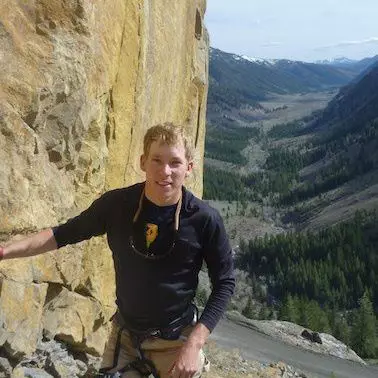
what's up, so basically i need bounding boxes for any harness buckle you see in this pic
[150,329,161,338]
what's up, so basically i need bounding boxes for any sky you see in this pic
[205,0,378,62]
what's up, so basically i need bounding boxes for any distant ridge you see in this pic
[316,55,378,71]
[316,57,357,66]
[208,47,370,112]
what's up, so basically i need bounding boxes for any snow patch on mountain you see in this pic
[316,57,357,66]
[231,53,276,66]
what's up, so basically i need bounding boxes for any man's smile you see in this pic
[157,181,172,187]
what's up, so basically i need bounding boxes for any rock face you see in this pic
[226,312,365,365]
[0,0,208,369]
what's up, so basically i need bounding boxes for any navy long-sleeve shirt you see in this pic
[53,182,235,332]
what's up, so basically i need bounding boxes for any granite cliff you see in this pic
[0,0,208,374]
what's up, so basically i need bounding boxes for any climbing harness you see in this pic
[98,305,198,377]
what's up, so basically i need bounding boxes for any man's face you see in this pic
[140,139,193,205]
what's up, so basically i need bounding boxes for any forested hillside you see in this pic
[312,61,378,135]
[237,210,378,358]
[280,63,378,208]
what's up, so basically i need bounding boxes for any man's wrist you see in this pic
[186,322,210,350]
[186,337,204,351]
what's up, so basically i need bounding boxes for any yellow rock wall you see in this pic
[0,0,208,358]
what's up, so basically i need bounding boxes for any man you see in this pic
[0,123,235,377]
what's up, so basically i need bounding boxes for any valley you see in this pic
[205,89,337,245]
[202,48,378,364]
[244,91,337,131]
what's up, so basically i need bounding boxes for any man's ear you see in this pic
[185,161,194,177]
[140,155,146,172]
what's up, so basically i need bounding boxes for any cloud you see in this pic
[315,37,378,51]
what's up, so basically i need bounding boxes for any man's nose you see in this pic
[162,163,172,175]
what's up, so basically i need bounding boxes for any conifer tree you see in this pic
[242,295,255,319]
[258,305,270,320]
[350,291,377,357]
[333,315,350,346]
[279,294,299,324]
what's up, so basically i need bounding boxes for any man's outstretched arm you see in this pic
[0,229,57,261]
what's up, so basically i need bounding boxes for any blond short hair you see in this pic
[143,123,194,161]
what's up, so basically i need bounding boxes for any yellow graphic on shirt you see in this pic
[145,223,158,249]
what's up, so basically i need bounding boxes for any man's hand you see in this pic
[169,340,200,378]
[0,246,4,261]
[169,322,210,378]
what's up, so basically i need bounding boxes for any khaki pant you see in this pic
[100,317,209,378]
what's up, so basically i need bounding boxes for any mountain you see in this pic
[206,48,378,230]
[352,55,378,72]
[208,48,304,111]
[273,59,356,88]
[208,48,368,115]
[317,55,378,73]
[285,63,378,229]
[316,57,357,66]
[312,62,378,136]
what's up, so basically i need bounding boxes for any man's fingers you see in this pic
[170,365,197,378]
[168,363,177,377]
